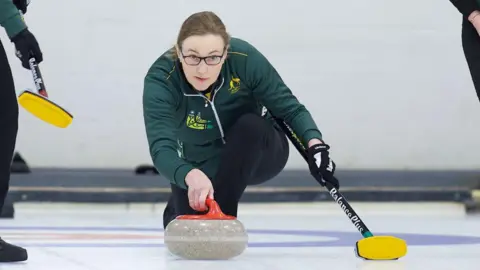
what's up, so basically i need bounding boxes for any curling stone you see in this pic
[164,198,248,260]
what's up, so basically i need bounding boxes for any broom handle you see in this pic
[28,56,47,98]
[271,114,374,238]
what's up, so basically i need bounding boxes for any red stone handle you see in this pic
[176,198,236,220]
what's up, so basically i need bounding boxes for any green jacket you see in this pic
[143,37,322,189]
[0,0,27,39]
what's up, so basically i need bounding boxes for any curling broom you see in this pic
[18,57,73,128]
[272,114,407,260]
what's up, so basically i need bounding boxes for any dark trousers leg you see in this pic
[163,113,289,228]
[211,113,289,217]
[0,40,19,213]
[462,18,480,103]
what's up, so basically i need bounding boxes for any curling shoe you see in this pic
[0,238,27,262]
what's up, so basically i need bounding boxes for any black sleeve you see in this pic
[450,0,479,17]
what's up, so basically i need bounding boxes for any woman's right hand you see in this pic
[185,169,214,211]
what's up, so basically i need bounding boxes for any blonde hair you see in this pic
[169,11,231,58]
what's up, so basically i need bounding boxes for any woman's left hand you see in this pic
[306,140,339,189]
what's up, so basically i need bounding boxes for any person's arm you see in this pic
[143,65,195,189]
[243,42,324,147]
[449,0,480,18]
[0,0,27,39]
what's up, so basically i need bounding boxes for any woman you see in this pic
[449,0,480,102]
[0,0,43,262]
[142,11,337,228]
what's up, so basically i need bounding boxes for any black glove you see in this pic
[10,28,43,69]
[307,143,339,189]
[13,0,30,14]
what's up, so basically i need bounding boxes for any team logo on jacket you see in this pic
[229,77,240,94]
[186,111,213,130]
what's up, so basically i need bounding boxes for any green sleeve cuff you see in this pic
[3,14,27,39]
[173,163,195,189]
[302,130,323,145]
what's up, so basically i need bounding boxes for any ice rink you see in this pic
[0,201,478,270]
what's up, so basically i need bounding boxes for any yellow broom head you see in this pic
[355,235,407,260]
[18,90,73,128]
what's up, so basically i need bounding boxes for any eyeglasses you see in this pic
[179,47,226,66]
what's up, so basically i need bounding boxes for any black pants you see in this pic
[0,40,19,213]
[462,18,480,102]
[163,113,290,228]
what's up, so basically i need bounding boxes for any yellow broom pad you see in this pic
[355,235,408,260]
[18,91,73,128]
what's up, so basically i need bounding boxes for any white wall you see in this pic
[1,0,479,170]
